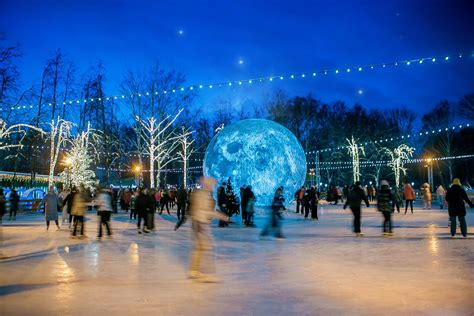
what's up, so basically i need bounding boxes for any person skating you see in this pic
[436,185,446,209]
[260,187,286,239]
[0,188,6,225]
[240,185,248,225]
[445,178,473,238]
[303,188,311,219]
[423,183,432,209]
[9,188,19,221]
[63,187,77,228]
[310,187,319,220]
[343,182,369,236]
[295,186,305,214]
[245,186,256,227]
[188,177,229,283]
[159,188,170,215]
[129,190,137,220]
[135,187,150,234]
[96,187,113,239]
[146,189,156,230]
[176,184,188,221]
[59,188,70,225]
[391,186,402,213]
[403,182,416,214]
[217,183,228,227]
[378,180,394,236]
[40,187,60,231]
[71,185,88,238]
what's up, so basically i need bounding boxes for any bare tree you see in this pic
[176,126,195,186]
[47,117,73,187]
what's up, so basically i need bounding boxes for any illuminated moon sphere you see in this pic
[203,119,307,206]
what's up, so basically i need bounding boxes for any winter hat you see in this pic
[452,178,461,186]
[380,180,389,187]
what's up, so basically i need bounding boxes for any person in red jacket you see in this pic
[403,182,416,214]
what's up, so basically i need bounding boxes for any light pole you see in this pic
[425,158,433,192]
[134,165,142,187]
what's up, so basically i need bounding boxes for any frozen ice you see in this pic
[204,119,307,206]
[1,202,474,315]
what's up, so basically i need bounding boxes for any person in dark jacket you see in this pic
[445,178,473,237]
[344,182,369,236]
[303,188,311,219]
[260,187,285,239]
[377,180,394,235]
[63,187,77,229]
[159,188,170,215]
[135,188,150,234]
[176,184,188,221]
[0,188,6,225]
[9,188,20,220]
[217,183,228,227]
[309,187,319,220]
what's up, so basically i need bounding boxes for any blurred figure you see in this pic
[403,182,416,214]
[310,187,319,221]
[130,190,138,220]
[59,188,70,225]
[436,185,446,209]
[217,183,228,227]
[303,188,311,219]
[122,189,132,212]
[96,187,113,239]
[9,188,19,221]
[188,177,229,282]
[147,189,156,230]
[260,187,285,239]
[391,186,402,213]
[445,178,473,238]
[176,184,188,221]
[0,188,5,225]
[295,186,305,214]
[159,188,170,215]
[40,187,60,231]
[423,183,432,209]
[343,182,369,236]
[378,180,394,236]
[240,185,248,224]
[71,185,88,238]
[63,187,77,228]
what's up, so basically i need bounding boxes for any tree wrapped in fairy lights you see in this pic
[176,125,194,187]
[136,108,183,188]
[346,136,365,183]
[58,123,97,189]
[383,144,414,187]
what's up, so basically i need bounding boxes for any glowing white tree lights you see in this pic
[383,144,415,187]
[136,109,183,188]
[346,136,365,183]
[47,117,73,187]
[176,126,195,187]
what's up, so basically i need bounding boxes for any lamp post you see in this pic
[425,158,433,192]
[134,165,141,187]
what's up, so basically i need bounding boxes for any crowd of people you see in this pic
[0,175,473,282]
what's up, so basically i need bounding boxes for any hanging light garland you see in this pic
[304,123,470,155]
[3,51,472,112]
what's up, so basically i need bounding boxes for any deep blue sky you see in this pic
[1,0,474,117]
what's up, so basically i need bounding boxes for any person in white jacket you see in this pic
[188,176,229,283]
[96,188,113,239]
[436,185,446,209]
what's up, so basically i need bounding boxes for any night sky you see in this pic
[1,0,474,117]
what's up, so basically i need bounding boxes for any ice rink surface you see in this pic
[1,202,473,315]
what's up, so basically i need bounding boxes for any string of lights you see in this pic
[309,154,474,167]
[3,51,472,112]
[304,123,470,155]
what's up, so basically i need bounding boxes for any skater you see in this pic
[188,177,229,282]
[129,190,137,220]
[403,182,415,214]
[9,188,19,220]
[159,188,170,215]
[122,189,132,212]
[378,180,394,236]
[63,187,77,228]
[445,178,473,238]
[135,188,151,234]
[436,185,446,209]
[423,183,432,209]
[71,185,88,238]
[260,187,285,239]
[176,184,188,221]
[310,187,319,220]
[391,186,402,213]
[59,189,70,225]
[40,187,60,231]
[0,188,5,225]
[217,183,228,227]
[240,185,248,225]
[295,186,305,214]
[147,189,156,230]
[245,186,256,227]
[343,182,369,236]
[303,188,311,219]
[96,187,113,239]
